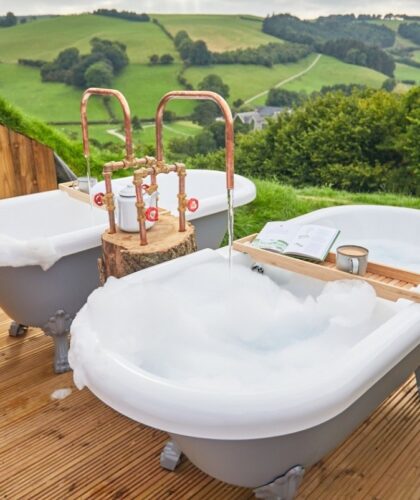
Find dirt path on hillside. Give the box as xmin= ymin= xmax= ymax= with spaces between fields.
xmin=244 ymin=53 xmax=322 ymax=105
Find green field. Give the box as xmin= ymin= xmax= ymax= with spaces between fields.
xmin=413 ymin=51 xmax=420 ymax=63
xmin=0 ymin=14 xmax=178 ymax=64
xmin=184 ymin=55 xmax=318 ymax=103
xmin=395 ymin=63 xmax=420 ymax=83
xmin=184 ymin=54 xmax=386 ymax=105
xmin=155 ymin=14 xmax=279 ymax=51
xmin=282 ymin=55 xmax=387 ymax=93
xmin=0 ymin=63 xmax=107 ymax=121
xmin=111 ymin=64 xmax=195 ymax=119
xmin=58 ymin=121 xmax=202 ymax=148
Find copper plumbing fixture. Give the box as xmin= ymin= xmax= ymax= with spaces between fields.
xmin=80 ymin=88 xmax=234 ymax=246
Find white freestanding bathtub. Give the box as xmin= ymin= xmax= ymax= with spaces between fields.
xmin=69 ymin=211 xmax=420 ymax=500
xmin=0 ymin=170 xmax=255 ymax=372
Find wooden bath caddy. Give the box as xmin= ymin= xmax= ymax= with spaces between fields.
xmin=233 ymin=234 xmax=420 ymax=303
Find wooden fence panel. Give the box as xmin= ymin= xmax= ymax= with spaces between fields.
xmin=0 ymin=124 xmax=57 ymax=199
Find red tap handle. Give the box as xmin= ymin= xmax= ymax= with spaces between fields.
xmin=94 ymin=192 xmax=105 ymax=206
xmin=187 ymin=198 xmax=199 ymax=213
xmin=145 ymin=206 xmax=159 ymax=222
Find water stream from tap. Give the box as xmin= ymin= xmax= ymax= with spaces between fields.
xmin=84 ymin=155 xmax=95 ymax=225
xmin=227 ymin=188 xmax=234 ymax=268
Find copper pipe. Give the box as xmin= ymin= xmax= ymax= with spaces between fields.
xmin=177 ymin=165 xmax=187 ymax=232
xmin=80 ymin=87 xmax=134 ymax=161
xmin=155 ymin=90 xmax=234 ymax=190
xmin=134 ymin=180 xmax=148 ymax=245
xmin=104 ymin=172 xmax=116 ymax=233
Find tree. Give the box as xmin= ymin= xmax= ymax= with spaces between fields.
xmin=56 ymin=48 xmax=80 ymax=70
xmin=84 ymin=61 xmax=113 ymax=88
xmin=160 ymin=54 xmax=174 ymax=65
xmin=20 ymin=17 xmax=27 ymax=24
xmin=266 ymin=88 xmax=305 ymax=107
xmin=149 ymin=54 xmax=159 ymax=65
xmin=197 ymin=74 xmax=230 ymax=98
xmin=132 ymin=115 xmax=142 ymax=130
xmin=192 ymin=75 xmax=230 ymax=126
xmin=90 ymin=38 xmax=129 ymax=74
xmin=0 ymin=11 xmax=17 ymax=27
xmin=189 ymin=40 xmax=212 ymax=65
xmin=163 ymin=110 xmax=176 ymax=122
xmin=382 ymin=78 xmax=396 ymax=92
xmin=233 ymin=99 xmax=244 ymax=109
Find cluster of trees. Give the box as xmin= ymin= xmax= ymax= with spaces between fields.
xmin=211 ymin=42 xmax=311 ymax=67
xmin=262 ymin=14 xmax=395 ymax=48
xmin=398 ymin=23 xmax=420 ymax=45
xmin=0 ymin=11 xmax=17 ymax=27
xmin=190 ymin=74 xmax=230 ymax=125
xmin=149 ymin=53 xmax=174 ymax=65
xmin=174 ymin=29 xmax=310 ymax=68
xmin=174 ymin=30 xmax=212 ymax=66
xmin=266 ymin=88 xmax=305 ymax=107
xmin=18 ymin=58 xmax=46 ymax=68
xmin=40 ymin=38 xmax=129 ymax=89
xmin=262 ymin=14 xmax=396 ymax=76
xmin=189 ymin=87 xmax=420 ymax=195
xmin=320 ymin=39 xmax=395 ymax=76
xmin=93 ymin=9 xmax=149 ymax=22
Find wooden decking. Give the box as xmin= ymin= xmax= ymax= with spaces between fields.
xmin=0 ymin=308 xmax=419 ymax=499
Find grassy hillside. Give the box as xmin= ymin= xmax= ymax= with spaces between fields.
xmin=155 ymin=14 xmax=280 ymax=51
xmin=395 ymin=63 xmax=420 ymax=83
xmin=0 ymin=14 xmax=178 ymax=64
xmin=185 ymin=54 xmax=386 ymax=105
xmin=282 ymin=55 xmax=387 ymax=93
xmin=59 ymin=121 xmax=202 ymax=148
xmin=0 ymin=63 xmax=108 ymax=121
xmin=185 ymin=55 xmax=317 ymax=103
xmin=111 ymin=64 xmax=194 ymax=120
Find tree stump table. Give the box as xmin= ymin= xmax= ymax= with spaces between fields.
xmin=98 ymin=211 xmax=197 ymax=284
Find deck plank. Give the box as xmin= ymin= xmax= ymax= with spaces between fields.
xmin=0 ymin=312 xmax=418 ymax=499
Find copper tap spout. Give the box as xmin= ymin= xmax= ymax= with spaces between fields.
xmin=80 ymin=87 xmax=134 ymax=161
xmin=155 ymin=90 xmax=234 ymax=190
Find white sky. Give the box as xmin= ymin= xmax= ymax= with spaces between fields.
xmin=1 ymin=1 xmax=419 ymax=19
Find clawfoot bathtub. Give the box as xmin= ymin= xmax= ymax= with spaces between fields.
xmin=69 ymin=241 xmax=420 ymax=498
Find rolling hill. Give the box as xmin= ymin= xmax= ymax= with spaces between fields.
xmin=0 ymin=12 xmax=418 ymax=147
xmin=154 ymin=14 xmax=279 ymax=51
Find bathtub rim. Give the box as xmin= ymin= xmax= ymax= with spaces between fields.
xmin=90 ymin=169 xmax=256 ymax=221
xmin=69 ymin=248 xmax=420 ymax=440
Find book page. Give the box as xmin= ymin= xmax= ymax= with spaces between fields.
xmin=252 ymin=221 xmax=300 ymax=253
xmin=285 ymin=225 xmax=338 ymax=260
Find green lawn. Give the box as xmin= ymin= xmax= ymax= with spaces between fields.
xmin=0 ymin=14 xmax=178 ymax=64
xmin=155 ymin=14 xmax=279 ymax=51
xmin=184 ymin=55 xmax=317 ymax=103
xmin=282 ymin=56 xmax=387 ymax=93
xmin=111 ymin=64 xmax=195 ymax=120
xmin=395 ymin=63 xmax=420 ymax=83
xmin=0 ymin=63 xmax=108 ymax=121
xmin=58 ymin=120 xmax=202 ymax=148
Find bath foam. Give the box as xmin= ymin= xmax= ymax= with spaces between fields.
xmin=0 ymin=234 xmax=59 ymax=270
xmin=75 ymin=261 xmax=380 ymax=393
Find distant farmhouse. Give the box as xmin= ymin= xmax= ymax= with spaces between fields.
xmin=234 ymin=106 xmax=285 ymax=131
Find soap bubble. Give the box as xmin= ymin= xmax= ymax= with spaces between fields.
xmin=82 ymin=261 xmax=382 ymax=392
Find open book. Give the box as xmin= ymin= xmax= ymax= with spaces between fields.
xmin=252 ymin=221 xmax=340 ymax=262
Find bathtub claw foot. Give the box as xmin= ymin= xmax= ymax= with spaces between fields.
xmin=43 ymin=310 xmax=73 ymax=374
xmin=160 ymin=440 xmax=182 ymax=471
xmin=254 ymin=465 xmax=305 ymax=500
xmin=9 ymin=322 xmax=28 ymax=337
